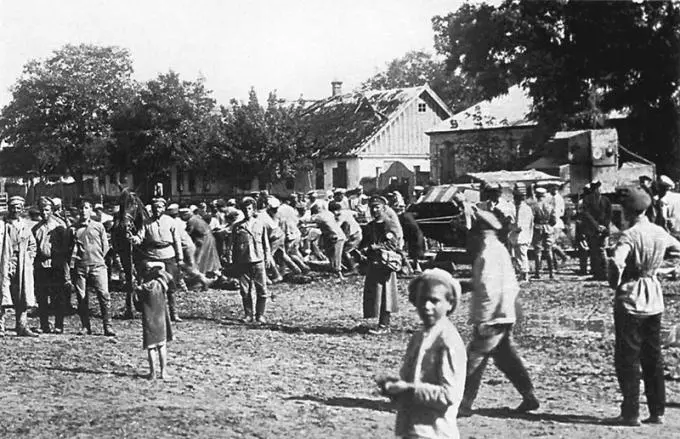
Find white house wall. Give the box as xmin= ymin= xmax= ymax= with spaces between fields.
xmin=362 ymin=97 xmax=444 ymax=158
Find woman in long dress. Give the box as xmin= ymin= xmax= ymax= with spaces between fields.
xmin=361 ymin=196 xmax=403 ymax=335
xmin=183 ymin=210 xmax=222 ymax=276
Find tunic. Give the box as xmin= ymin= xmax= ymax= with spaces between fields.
xmin=508 ymin=202 xmax=534 ymax=246
xmin=610 ymin=217 xmax=680 ymax=316
xmin=186 ymin=214 xmax=222 ymax=274
xmin=137 ymin=275 xmax=173 ymax=349
xmin=0 ymin=219 xmax=37 ymax=308
xmin=136 ymin=215 xmax=182 ymax=262
xmin=362 ymin=216 xmax=401 ymax=318
xmin=395 ymin=318 xmax=466 ymax=439
xmin=471 ymin=233 xmax=519 ymax=326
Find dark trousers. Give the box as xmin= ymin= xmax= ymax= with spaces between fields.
xmin=588 ymin=234 xmax=607 ymax=279
xmin=463 ymin=324 xmax=534 ymax=405
xmin=614 ymin=304 xmax=665 ymax=419
xmin=74 ymin=264 xmax=112 ymax=331
xmin=34 ymin=265 xmax=67 ymax=331
xmin=237 ymin=261 xmax=268 ymax=317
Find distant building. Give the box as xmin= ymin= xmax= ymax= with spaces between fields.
xmin=427 ymin=85 xmax=538 ymax=184
xmin=301 ymin=82 xmax=453 ymax=195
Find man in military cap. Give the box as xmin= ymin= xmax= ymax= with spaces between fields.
xmin=656 ymin=175 xmax=680 ymax=237
xmin=532 ymin=187 xmax=557 ymax=279
xmin=606 ymin=187 xmax=680 ymax=426
xmin=0 ymin=196 xmax=38 ymax=336
xmin=32 ymin=196 xmax=72 ymax=334
xmin=130 ymin=196 xmax=184 ymax=322
xmin=581 ymin=179 xmax=612 ymax=280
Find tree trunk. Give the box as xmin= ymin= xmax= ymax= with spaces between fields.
xmin=74 ymin=172 xmax=85 ymax=197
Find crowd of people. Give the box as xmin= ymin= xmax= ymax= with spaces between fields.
xmin=2 ymin=174 xmax=680 ymax=435
xmin=0 ymin=186 xmax=427 ymax=337
xmin=378 ymin=181 xmax=680 ymax=437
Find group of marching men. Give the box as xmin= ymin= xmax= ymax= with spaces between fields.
xmin=0 ymin=185 xmax=427 ymax=335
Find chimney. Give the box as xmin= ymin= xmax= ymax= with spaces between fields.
xmin=331 ymin=80 xmax=343 ymax=97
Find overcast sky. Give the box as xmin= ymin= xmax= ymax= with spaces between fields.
xmin=0 ymin=0 xmax=473 ymax=108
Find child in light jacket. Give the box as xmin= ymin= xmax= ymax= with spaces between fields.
xmin=377 ymin=269 xmax=466 ymax=439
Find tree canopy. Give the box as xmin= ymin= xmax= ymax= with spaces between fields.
xmin=221 ymin=89 xmax=312 ymax=188
xmin=433 ymin=0 xmax=680 ymax=175
xmin=0 ymin=44 xmax=135 ymax=190
xmin=111 ymin=71 xmax=223 ymax=183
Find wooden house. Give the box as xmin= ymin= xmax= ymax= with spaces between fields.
xmin=301 ymin=82 xmax=453 ymax=195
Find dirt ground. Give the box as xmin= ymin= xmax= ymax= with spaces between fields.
xmin=2 ymin=260 xmax=680 ymax=438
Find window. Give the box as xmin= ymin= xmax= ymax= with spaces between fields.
xmin=418 ymin=102 xmax=427 ymax=113
xmin=176 ymin=168 xmax=184 ymax=192
xmin=188 ymin=171 xmax=196 ymax=193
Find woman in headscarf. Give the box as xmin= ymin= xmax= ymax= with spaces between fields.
xmin=361 ymin=196 xmax=403 ymax=335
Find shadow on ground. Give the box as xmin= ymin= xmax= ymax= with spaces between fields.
xmin=472 ymin=407 xmax=603 ymax=425
xmin=285 ymin=395 xmax=394 ymax=412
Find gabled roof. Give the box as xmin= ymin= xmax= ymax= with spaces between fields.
xmin=428 ymin=85 xmax=534 ymax=134
xmin=302 ymin=85 xmax=451 ymax=159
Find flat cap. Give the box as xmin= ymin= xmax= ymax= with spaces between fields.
xmin=166 ymin=203 xmax=179 ymax=214
xmin=151 ymin=197 xmax=166 ymax=206
xmin=368 ymin=196 xmax=388 ymax=206
xmin=8 ymin=195 xmax=25 ymax=206
xmin=267 ymin=196 xmax=281 ymax=209
xmin=408 ymin=268 xmax=462 ymax=311
xmin=333 ymin=188 xmax=346 ymax=194
xmin=38 ymin=196 xmax=54 ymax=207
xmin=414 ymin=185 xmax=424 ymax=191
xmin=659 ymin=175 xmax=675 ymax=189
xmin=535 ymin=187 xmax=547 ymax=196
xmin=622 ymin=187 xmax=652 ymax=212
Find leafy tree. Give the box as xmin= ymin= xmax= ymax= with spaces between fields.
xmin=433 ymin=0 xmax=680 ymax=175
xmin=111 ymin=71 xmax=223 ymax=186
xmin=221 ymin=88 xmax=311 ymax=188
xmin=361 ymin=50 xmax=481 ymax=112
xmin=0 ymin=44 xmax=134 ymax=192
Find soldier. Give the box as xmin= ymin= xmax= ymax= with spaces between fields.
xmin=232 ymin=197 xmax=273 ymax=324
xmin=508 ymin=189 xmax=534 ymax=281
xmin=581 ymin=180 xmax=612 ymax=280
xmin=0 ymin=196 xmax=38 ymax=337
xmin=70 ymin=198 xmax=116 ymax=336
xmin=656 ymin=175 xmax=680 ymax=237
xmin=532 ymin=188 xmax=557 ymax=279
xmin=32 ymin=197 xmax=72 ymax=334
xmin=131 ymin=197 xmax=184 ymax=322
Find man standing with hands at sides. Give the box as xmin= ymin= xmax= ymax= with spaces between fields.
xmin=232 ymin=197 xmax=273 ymax=324
xmin=71 ymin=198 xmax=116 ymax=336
xmin=605 ymin=187 xmax=680 ymax=426
xmin=459 ymin=210 xmax=539 ymax=416
xmin=508 ymin=188 xmax=534 ymax=282
xmin=131 ymin=197 xmax=184 ymax=322
xmin=32 ymin=197 xmax=72 ymax=334
xmin=0 ymin=196 xmax=38 ymax=337
xmin=581 ymin=180 xmax=612 ymax=280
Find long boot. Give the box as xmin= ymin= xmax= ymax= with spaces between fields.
xmin=17 ymin=308 xmax=38 ymax=337
xmin=546 ymin=251 xmax=555 ymax=279
xmin=533 ymin=254 xmax=542 ymax=279
xmin=77 ymin=296 xmax=92 ymax=335
xmin=101 ymin=302 xmax=116 ymax=337
xmin=167 ymin=289 xmax=182 ymax=322
xmin=255 ymin=296 xmax=267 ymax=324
xmin=241 ymin=296 xmax=254 ymax=323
